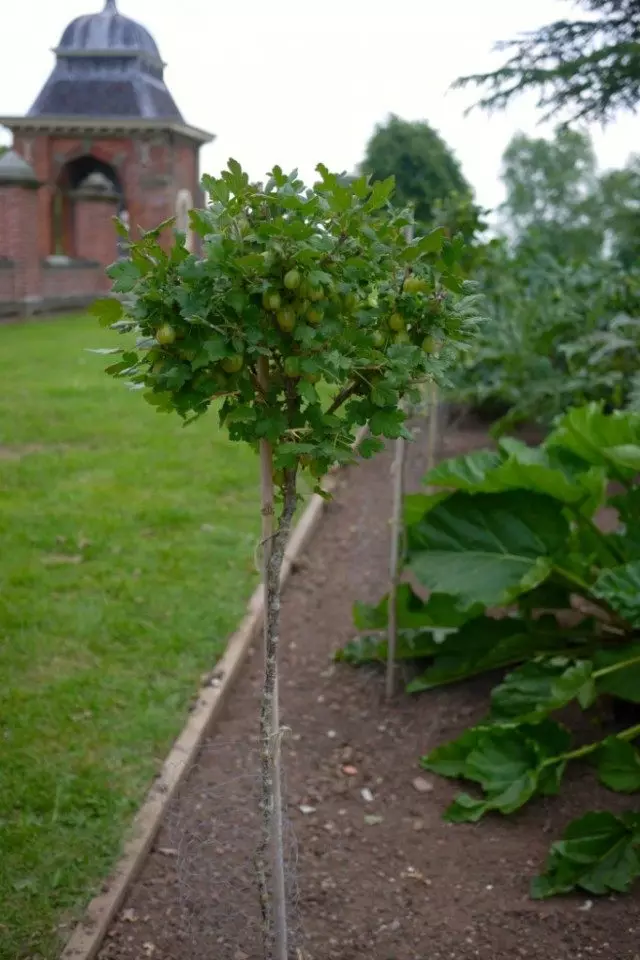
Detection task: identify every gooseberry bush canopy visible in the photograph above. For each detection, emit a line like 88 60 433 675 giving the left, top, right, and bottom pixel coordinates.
93 160 482 487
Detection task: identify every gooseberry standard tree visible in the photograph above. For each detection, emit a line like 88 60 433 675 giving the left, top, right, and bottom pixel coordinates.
92 160 478 960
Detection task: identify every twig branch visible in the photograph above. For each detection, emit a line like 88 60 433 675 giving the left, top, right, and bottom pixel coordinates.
327 381 360 416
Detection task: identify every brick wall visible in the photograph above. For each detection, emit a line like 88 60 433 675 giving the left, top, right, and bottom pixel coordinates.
2 129 203 315
0 183 41 302
41 262 103 300
0 262 15 302
74 194 119 288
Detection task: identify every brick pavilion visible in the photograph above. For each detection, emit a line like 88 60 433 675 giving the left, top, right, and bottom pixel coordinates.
0 0 213 317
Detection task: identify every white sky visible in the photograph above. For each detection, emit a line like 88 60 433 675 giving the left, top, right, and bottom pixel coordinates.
0 0 637 211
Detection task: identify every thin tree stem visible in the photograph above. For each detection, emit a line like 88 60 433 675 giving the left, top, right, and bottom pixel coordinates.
256 356 291 960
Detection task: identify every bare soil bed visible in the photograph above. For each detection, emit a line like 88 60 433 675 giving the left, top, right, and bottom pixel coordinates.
99 417 640 960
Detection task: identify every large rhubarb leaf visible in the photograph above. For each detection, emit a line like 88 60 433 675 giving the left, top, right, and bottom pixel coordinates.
352 583 481 632
489 658 596 724
336 630 440 665
596 738 640 793
608 489 640 561
592 561 640 628
407 614 591 693
592 642 640 704
403 491 450 525
422 719 572 822
407 491 570 608
546 403 640 479
422 442 604 513
422 449 503 492
532 811 640 898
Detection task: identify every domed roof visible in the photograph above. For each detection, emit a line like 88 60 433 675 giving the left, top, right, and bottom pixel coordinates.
28 0 185 121
0 149 38 185
58 0 161 61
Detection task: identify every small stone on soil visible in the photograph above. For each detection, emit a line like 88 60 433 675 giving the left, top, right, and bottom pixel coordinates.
412 776 434 793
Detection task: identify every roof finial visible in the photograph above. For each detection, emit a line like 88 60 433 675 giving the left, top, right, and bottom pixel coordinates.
104 0 117 11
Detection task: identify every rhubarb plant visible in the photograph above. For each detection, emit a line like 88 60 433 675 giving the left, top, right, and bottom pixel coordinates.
339 402 640 898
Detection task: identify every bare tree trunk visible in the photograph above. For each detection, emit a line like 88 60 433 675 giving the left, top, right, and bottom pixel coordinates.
256 357 293 960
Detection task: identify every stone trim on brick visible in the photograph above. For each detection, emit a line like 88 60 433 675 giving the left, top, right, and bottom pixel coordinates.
0 116 214 146
42 256 101 269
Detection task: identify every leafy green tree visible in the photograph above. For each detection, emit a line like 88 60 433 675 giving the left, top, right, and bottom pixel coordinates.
93 159 480 960
499 126 602 260
599 155 640 268
455 0 640 123
361 115 472 228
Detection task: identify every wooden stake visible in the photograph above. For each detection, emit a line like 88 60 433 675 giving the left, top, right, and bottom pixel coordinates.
426 380 439 481
385 222 413 701
386 432 406 700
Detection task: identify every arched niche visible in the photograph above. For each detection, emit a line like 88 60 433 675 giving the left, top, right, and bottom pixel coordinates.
51 154 124 257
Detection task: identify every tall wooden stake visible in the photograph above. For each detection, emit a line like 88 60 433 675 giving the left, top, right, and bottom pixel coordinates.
426 380 439 481
386 432 406 700
385 222 413 701
256 357 289 960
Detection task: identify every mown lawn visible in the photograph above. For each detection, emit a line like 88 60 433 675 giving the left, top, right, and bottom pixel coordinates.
0 315 264 959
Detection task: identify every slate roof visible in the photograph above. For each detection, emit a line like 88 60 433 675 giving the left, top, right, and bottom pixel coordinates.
58 0 160 59
28 0 184 122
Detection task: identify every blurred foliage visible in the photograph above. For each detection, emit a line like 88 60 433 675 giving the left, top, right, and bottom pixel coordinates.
456 0 640 125
448 126 640 431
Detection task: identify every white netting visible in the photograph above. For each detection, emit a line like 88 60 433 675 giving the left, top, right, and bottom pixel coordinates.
165 736 306 960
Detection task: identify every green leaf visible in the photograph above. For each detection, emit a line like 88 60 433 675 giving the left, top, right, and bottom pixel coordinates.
357 436 385 459
592 642 640 703
596 738 640 793
592 561 640 627
336 630 441 666
407 613 588 692
423 719 572 822
90 297 124 327
369 408 407 439
353 583 481 632
423 450 503 492
416 227 446 255
371 381 398 407
223 404 257 425
423 444 605 511
403 491 450 526
106 259 141 293
489 658 596 724
297 380 320 405
532 811 640 898
365 176 395 211
422 726 484 779
407 491 569 608
547 404 640 480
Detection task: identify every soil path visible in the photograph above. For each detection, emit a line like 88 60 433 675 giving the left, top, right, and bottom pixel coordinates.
99 419 640 960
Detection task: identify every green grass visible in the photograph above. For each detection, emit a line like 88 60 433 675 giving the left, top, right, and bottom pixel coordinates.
0 315 264 959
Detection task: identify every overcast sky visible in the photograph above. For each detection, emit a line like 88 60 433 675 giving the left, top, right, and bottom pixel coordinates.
0 0 637 212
